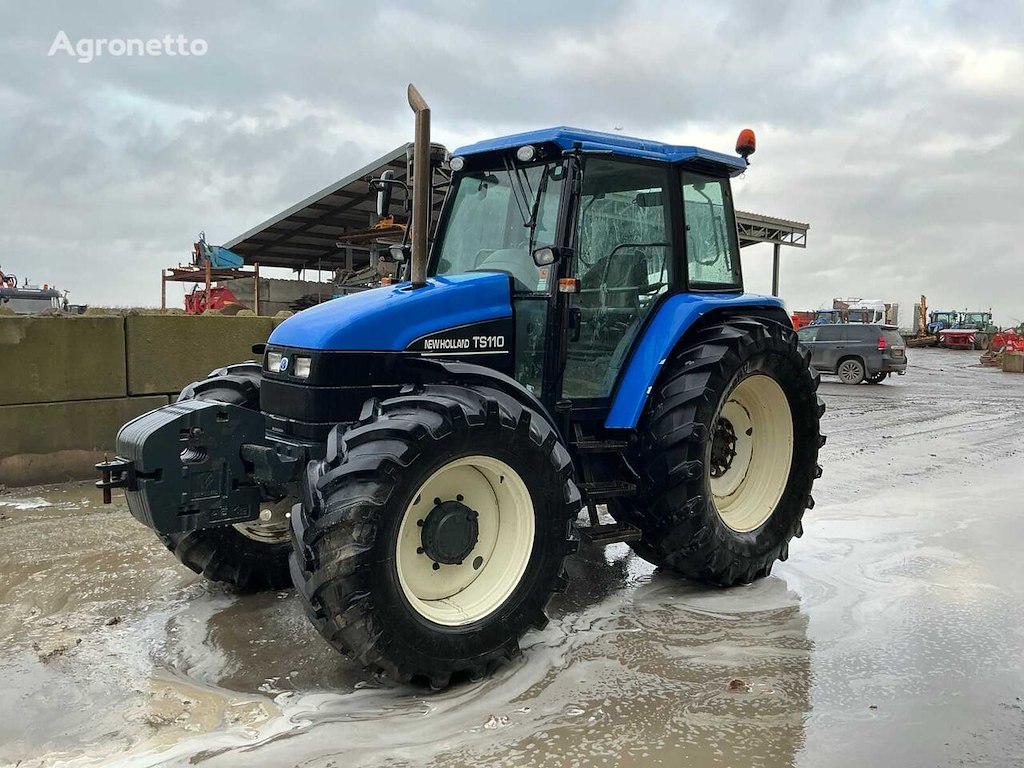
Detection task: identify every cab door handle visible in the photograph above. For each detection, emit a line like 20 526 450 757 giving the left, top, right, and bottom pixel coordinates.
569 307 582 343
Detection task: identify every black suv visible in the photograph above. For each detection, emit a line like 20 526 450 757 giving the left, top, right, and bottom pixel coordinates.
796 323 907 384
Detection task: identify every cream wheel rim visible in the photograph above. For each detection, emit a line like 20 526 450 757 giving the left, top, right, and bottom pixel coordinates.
710 374 794 532
396 456 535 626
232 498 292 544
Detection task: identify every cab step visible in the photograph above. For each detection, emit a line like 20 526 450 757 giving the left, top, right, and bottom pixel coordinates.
578 480 637 501
578 522 643 545
571 439 629 454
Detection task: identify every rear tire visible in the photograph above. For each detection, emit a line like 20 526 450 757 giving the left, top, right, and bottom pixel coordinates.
618 318 824 585
865 372 888 384
158 363 293 592
837 357 865 384
289 383 579 687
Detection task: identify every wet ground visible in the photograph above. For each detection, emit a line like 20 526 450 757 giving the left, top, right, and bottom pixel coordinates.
1 348 1022 767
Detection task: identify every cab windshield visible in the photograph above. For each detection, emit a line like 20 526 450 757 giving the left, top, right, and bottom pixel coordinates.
432 161 565 292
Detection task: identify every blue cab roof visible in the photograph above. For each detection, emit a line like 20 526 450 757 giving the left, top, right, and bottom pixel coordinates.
452 126 748 175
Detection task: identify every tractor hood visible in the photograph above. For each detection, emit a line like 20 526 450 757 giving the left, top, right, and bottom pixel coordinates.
267 272 513 351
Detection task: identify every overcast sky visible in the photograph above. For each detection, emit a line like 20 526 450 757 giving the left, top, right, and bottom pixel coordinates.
1 0 1021 323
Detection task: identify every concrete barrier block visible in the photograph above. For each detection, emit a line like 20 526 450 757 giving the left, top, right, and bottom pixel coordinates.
126 315 272 395
0 316 127 405
0 395 169 486
0 394 167 458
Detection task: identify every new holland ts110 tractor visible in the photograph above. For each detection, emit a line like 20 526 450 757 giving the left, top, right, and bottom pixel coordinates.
98 86 824 687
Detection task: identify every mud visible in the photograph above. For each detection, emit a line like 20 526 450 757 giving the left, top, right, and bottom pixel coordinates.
1 348 1021 767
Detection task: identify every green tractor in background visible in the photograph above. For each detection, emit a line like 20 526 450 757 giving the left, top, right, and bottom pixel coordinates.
959 311 997 350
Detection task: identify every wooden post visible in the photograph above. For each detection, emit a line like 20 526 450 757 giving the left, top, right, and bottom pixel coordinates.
160 270 166 309
254 263 261 316
771 243 781 297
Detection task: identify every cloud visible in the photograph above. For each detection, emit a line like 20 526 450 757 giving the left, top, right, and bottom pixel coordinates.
0 0 1021 321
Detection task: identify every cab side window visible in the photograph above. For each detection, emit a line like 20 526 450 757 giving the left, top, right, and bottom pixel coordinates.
682 172 741 289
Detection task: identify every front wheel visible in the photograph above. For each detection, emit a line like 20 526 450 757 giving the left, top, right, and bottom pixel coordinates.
158 363 294 591
619 317 824 585
290 383 579 687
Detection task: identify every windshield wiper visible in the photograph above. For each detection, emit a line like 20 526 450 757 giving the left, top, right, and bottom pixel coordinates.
527 168 550 252
502 156 532 230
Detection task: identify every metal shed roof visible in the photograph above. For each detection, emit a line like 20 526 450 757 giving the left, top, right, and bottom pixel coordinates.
223 143 447 271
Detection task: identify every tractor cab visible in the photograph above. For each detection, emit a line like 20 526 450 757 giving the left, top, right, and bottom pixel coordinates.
960 311 992 330
928 310 958 334
426 127 752 411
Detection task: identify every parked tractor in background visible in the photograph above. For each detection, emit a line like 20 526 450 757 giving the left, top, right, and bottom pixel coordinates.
959 311 997 350
927 310 957 339
97 86 824 688
938 311 997 350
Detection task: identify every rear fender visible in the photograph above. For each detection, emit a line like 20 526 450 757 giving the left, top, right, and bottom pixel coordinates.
605 294 789 429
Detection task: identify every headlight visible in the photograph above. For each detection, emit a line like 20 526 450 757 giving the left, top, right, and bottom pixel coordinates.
266 351 283 372
449 156 465 172
294 356 311 379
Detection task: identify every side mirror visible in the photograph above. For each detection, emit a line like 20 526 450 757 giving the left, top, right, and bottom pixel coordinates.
532 245 573 267
376 170 395 218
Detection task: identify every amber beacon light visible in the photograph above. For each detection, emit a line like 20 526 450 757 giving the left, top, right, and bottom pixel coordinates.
735 128 756 162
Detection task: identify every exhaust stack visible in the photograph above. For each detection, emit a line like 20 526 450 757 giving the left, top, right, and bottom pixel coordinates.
407 84 430 288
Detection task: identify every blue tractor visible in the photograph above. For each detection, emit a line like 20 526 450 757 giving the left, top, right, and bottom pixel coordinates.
927 310 958 337
98 87 824 687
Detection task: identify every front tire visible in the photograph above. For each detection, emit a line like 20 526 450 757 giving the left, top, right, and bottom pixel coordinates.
618 318 824 585
158 363 293 591
290 383 579 686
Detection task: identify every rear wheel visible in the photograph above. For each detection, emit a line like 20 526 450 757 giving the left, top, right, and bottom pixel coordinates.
837 357 865 384
158 363 293 591
618 318 824 585
290 383 579 686
865 372 888 384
